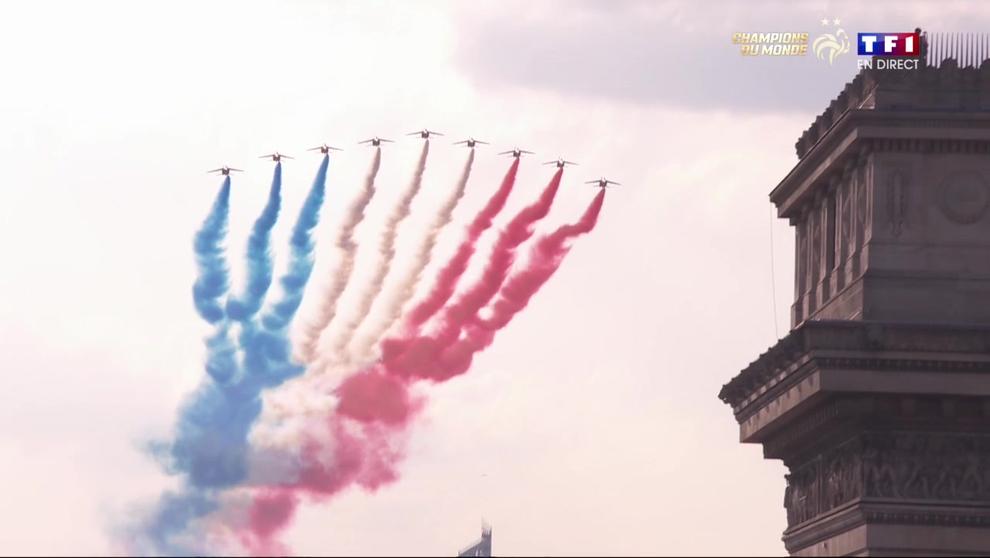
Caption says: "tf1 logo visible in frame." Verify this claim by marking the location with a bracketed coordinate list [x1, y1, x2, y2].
[857, 32, 920, 56]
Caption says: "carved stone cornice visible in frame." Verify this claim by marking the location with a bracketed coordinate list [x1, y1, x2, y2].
[719, 320, 990, 407]
[795, 62, 990, 160]
[795, 69, 877, 160]
[816, 356, 990, 372]
[772, 112, 990, 220]
[783, 499, 990, 554]
[861, 509, 990, 527]
[718, 320, 990, 421]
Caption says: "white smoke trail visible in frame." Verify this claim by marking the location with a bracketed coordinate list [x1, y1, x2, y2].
[327, 140, 430, 363]
[352, 148, 475, 362]
[298, 147, 382, 364]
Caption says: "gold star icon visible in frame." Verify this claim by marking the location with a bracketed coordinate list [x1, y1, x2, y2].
[833, 18, 841, 26]
[821, 18, 829, 26]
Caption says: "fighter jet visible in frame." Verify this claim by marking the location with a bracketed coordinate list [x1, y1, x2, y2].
[407, 129, 444, 139]
[454, 137, 489, 148]
[586, 177, 621, 189]
[259, 152, 294, 162]
[207, 166, 243, 176]
[307, 144, 343, 155]
[498, 147, 534, 158]
[359, 137, 394, 147]
[543, 157, 578, 168]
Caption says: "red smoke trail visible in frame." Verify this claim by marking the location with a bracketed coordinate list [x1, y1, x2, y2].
[402, 158, 520, 329]
[427, 167, 563, 343]
[242, 375, 418, 555]
[354, 148, 476, 362]
[476, 189, 606, 331]
[239, 190, 605, 554]
[382, 167, 563, 369]
[385, 189, 605, 382]
[243, 491, 297, 556]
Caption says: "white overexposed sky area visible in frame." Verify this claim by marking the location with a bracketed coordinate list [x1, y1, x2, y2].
[2, 1, 989, 556]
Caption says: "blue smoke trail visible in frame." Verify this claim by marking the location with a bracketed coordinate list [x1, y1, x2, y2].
[226, 163, 283, 322]
[172, 164, 286, 489]
[191, 178, 231, 324]
[191, 177, 238, 384]
[241, 154, 328, 385]
[267, 155, 328, 330]
[134, 177, 235, 555]
[136, 158, 329, 555]
[172, 157, 327, 488]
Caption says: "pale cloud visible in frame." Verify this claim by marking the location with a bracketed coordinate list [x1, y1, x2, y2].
[1, 1, 988, 556]
[451, 0, 990, 113]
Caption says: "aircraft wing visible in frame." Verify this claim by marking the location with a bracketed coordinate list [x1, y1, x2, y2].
[520, 149, 534, 154]
[229, 168, 243, 172]
[564, 160, 579, 165]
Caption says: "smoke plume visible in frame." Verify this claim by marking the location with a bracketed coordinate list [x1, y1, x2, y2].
[351, 142, 463, 361]
[299, 148, 382, 363]
[329, 140, 430, 363]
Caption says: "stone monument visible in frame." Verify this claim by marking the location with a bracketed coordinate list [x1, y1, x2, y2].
[720, 32, 990, 556]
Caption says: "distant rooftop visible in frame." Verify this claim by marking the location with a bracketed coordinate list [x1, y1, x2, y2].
[457, 525, 492, 557]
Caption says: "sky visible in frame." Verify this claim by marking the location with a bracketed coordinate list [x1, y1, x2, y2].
[2, 0, 989, 556]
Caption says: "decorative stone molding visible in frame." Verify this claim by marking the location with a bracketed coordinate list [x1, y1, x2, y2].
[795, 60, 990, 159]
[785, 437, 862, 527]
[861, 509, 990, 528]
[719, 321, 990, 410]
[939, 170, 989, 224]
[886, 169, 907, 237]
[784, 432, 990, 528]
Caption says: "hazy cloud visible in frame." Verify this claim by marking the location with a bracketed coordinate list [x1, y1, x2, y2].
[453, 0, 990, 113]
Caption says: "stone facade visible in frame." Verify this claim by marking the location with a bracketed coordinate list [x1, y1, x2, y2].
[722, 320, 990, 555]
[721, 38, 990, 556]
